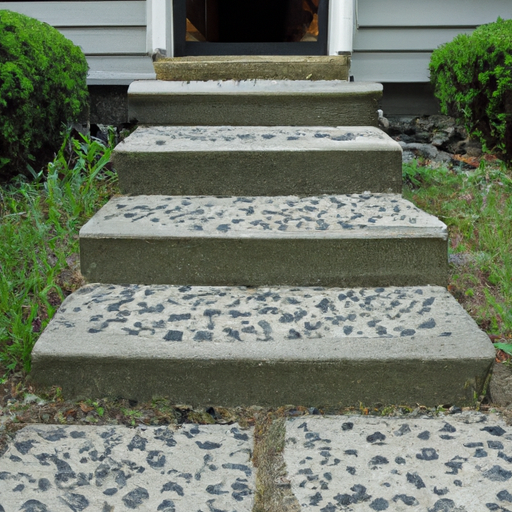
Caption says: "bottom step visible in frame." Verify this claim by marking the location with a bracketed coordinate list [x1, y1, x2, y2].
[31, 284, 494, 407]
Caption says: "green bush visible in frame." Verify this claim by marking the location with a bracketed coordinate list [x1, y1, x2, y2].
[429, 18, 512, 161]
[0, 10, 89, 181]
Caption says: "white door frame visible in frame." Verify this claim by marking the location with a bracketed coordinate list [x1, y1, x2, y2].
[147, 0, 173, 55]
[328, 0, 354, 55]
[146, 0, 354, 57]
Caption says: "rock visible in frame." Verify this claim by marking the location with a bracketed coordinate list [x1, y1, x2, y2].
[399, 142, 452, 163]
[414, 131, 432, 144]
[385, 114, 486, 163]
[397, 133, 417, 144]
[448, 253, 474, 268]
[465, 139, 483, 158]
[489, 362, 512, 407]
[377, 109, 390, 130]
[388, 115, 473, 156]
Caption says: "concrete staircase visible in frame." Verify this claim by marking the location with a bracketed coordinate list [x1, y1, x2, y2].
[31, 77, 495, 407]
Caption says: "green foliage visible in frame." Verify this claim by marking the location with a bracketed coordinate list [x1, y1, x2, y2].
[0, 10, 89, 181]
[494, 343, 512, 356]
[0, 130, 117, 375]
[402, 159, 454, 189]
[429, 18, 512, 160]
[403, 159, 512, 337]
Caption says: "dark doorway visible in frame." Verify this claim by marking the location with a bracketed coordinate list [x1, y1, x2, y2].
[174, 0, 328, 56]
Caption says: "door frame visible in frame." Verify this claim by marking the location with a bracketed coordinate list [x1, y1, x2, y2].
[172, 0, 329, 56]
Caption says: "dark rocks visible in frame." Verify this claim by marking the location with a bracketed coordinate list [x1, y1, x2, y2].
[383, 114, 482, 164]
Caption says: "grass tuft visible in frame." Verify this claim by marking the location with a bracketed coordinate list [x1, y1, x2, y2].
[0, 129, 118, 377]
[403, 158, 512, 340]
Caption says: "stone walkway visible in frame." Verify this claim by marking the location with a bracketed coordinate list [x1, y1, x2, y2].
[285, 414, 512, 512]
[0, 423, 254, 512]
[1, 412, 511, 511]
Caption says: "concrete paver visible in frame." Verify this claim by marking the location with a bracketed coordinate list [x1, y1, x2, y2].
[113, 126, 402, 196]
[153, 55, 350, 81]
[1, 413, 511, 511]
[128, 80, 382, 127]
[284, 414, 512, 511]
[0, 424, 254, 511]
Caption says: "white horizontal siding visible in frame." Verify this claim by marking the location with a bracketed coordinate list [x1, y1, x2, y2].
[5, 0, 512, 84]
[354, 28, 474, 52]
[0, 1, 146, 27]
[59, 27, 147, 55]
[0, 1, 155, 84]
[352, 0, 512, 82]
[357, 0, 512, 27]
[351, 52, 432, 82]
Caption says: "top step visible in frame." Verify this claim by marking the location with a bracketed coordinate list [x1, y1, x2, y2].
[153, 55, 350, 82]
[128, 80, 382, 127]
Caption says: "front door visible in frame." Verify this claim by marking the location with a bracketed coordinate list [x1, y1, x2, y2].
[173, 0, 328, 56]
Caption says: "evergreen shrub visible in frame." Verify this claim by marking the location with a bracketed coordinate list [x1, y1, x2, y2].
[0, 10, 88, 181]
[429, 18, 512, 161]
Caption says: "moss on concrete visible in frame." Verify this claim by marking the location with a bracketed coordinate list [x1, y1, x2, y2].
[154, 55, 350, 82]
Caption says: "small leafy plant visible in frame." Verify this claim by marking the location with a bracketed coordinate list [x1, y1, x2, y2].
[494, 343, 512, 357]
[430, 18, 512, 161]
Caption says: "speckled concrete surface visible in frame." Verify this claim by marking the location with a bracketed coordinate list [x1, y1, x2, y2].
[2, 414, 511, 511]
[115, 126, 398, 152]
[80, 194, 444, 239]
[30, 284, 493, 405]
[0, 424, 254, 511]
[284, 414, 512, 511]
[129, 79, 381, 96]
[33, 284, 482, 344]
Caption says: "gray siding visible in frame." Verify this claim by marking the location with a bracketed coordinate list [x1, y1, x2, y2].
[4, 0, 512, 85]
[0, 1, 155, 84]
[352, 0, 512, 82]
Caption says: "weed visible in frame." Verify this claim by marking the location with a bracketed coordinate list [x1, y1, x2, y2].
[0, 129, 118, 376]
[253, 412, 300, 512]
[494, 343, 512, 357]
[403, 159, 512, 337]
[120, 408, 145, 427]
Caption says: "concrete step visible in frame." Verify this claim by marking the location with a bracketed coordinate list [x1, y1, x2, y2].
[79, 194, 448, 287]
[128, 80, 381, 127]
[31, 284, 494, 405]
[153, 55, 350, 81]
[113, 125, 403, 196]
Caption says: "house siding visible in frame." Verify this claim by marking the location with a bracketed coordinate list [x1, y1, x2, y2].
[351, 0, 512, 82]
[0, 1, 156, 84]
[3, 0, 512, 86]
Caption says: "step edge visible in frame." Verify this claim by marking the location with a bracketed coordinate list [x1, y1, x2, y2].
[113, 144, 404, 154]
[33, 330, 494, 362]
[78, 228, 449, 240]
[128, 80, 383, 96]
